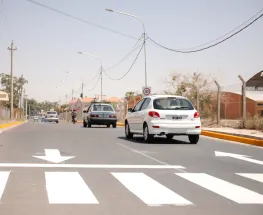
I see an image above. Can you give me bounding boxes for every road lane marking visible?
[215,151,263,165]
[112,172,192,206]
[33,149,75,163]
[0,171,10,201]
[236,173,263,183]
[45,172,99,204]
[0,163,185,169]
[117,143,187,173]
[176,173,263,204]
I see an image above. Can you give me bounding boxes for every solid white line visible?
[0,163,185,169]
[0,171,10,201]
[176,173,263,204]
[112,172,192,206]
[45,172,99,204]
[236,173,263,183]
[117,143,187,173]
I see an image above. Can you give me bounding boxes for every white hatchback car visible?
[124,95,201,143]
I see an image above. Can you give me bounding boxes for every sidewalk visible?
[202,127,263,147]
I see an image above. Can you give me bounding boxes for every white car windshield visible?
[153,97,194,110]
[92,105,114,112]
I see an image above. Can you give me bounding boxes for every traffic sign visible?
[142,87,151,97]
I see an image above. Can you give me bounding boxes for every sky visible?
[0,0,262,103]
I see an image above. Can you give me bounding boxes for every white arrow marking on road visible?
[33,149,75,163]
[215,151,263,165]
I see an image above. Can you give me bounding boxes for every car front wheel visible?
[83,120,87,127]
[188,135,199,144]
[125,122,133,139]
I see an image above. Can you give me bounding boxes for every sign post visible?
[142,87,151,97]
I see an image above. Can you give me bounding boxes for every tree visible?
[0,73,28,108]
[125,91,135,100]
[165,72,215,117]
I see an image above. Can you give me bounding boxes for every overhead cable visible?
[103,43,144,80]
[177,7,263,50]
[25,0,137,40]
[148,12,263,53]
[86,73,101,91]
[104,35,144,71]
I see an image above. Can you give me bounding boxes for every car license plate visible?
[172,116,182,120]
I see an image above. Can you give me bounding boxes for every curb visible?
[113,123,263,147]
[201,130,263,147]
[0,121,28,134]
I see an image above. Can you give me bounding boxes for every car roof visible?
[146,95,187,99]
[91,103,113,106]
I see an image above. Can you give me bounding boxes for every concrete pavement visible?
[0,121,262,215]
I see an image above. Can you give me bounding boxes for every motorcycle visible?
[72,116,77,124]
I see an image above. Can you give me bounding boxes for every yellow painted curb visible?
[201,130,263,147]
[0,121,24,129]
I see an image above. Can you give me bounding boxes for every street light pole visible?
[105,9,147,87]
[78,52,103,101]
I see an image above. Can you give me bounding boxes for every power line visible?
[176,7,263,51]
[25,0,137,40]
[103,43,144,80]
[104,35,144,71]
[148,12,263,53]
[83,68,101,87]
[86,73,101,91]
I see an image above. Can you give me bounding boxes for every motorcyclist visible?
[71,108,77,123]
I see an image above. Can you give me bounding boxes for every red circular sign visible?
[143,87,151,96]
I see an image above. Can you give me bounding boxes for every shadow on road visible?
[118,136,190,145]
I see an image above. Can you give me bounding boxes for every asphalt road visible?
[0,121,262,215]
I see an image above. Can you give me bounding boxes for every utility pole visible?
[8,40,17,120]
[65,94,68,122]
[20,82,23,119]
[100,66,103,101]
[81,81,84,119]
[23,88,26,118]
[25,95,28,120]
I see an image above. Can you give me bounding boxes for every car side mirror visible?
[128,108,133,113]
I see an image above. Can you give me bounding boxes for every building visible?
[212,70,263,119]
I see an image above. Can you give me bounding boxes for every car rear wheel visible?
[112,123,117,128]
[143,124,154,143]
[87,121,91,128]
[166,134,174,139]
[125,122,133,139]
[188,135,199,144]
[107,124,110,128]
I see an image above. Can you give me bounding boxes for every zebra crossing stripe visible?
[112,172,192,206]
[0,171,10,201]
[236,173,263,183]
[45,172,99,204]
[176,173,263,204]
